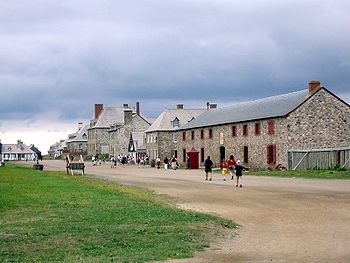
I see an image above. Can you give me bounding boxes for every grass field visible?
[213,166,350,179]
[0,163,235,263]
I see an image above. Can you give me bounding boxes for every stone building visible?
[145,104,207,161]
[176,81,350,169]
[108,102,151,158]
[66,122,89,157]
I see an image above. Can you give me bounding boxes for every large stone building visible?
[66,122,89,157]
[145,104,207,161]
[176,81,350,169]
[108,102,151,158]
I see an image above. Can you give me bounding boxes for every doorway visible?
[220,146,225,162]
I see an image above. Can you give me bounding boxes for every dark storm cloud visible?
[0,0,349,122]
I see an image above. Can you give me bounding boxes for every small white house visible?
[0,140,36,161]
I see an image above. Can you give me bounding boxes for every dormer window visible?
[82,133,87,140]
[171,117,180,128]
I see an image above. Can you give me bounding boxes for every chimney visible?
[123,103,129,108]
[124,108,133,125]
[136,101,140,115]
[78,122,83,130]
[177,104,184,109]
[94,104,103,119]
[210,104,217,109]
[206,102,210,110]
[17,140,22,145]
[309,80,321,94]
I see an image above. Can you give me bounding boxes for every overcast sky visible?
[1,0,349,153]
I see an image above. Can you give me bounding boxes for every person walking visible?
[156,157,161,169]
[235,160,247,187]
[164,157,169,170]
[228,155,236,180]
[171,155,177,170]
[204,156,213,181]
[220,159,228,181]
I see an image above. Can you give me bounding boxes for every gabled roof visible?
[146,108,207,132]
[1,143,35,154]
[181,89,312,129]
[93,107,125,128]
[67,125,88,142]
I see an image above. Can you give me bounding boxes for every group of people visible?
[155,156,179,170]
[109,154,149,168]
[204,155,246,187]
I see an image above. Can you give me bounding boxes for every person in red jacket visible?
[228,155,237,180]
[220,159,228,181]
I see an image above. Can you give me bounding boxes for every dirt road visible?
[40,160,350,263]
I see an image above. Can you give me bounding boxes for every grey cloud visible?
[0,0,349,122]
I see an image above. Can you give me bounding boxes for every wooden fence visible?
[288,147,350,170]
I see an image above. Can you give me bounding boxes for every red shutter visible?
[267,145,270,164]
[273,144,277,164]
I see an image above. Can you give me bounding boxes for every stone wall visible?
[176,118,285,169]
[146,131,178,161]
[87,128,110,155]
[285,89,350,150]
[109,115,150,156]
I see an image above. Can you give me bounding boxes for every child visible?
[228,155,236,180]
[235,160,246,187]
[220,159,228,181]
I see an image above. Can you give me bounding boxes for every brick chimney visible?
[94,104,103,119]
[210,104,217,109]
[123,103,129,108]
[309,80,321,94]
[206,102,210,110]
[78,122,83,130]
[136,101,140,115]
[177,104,184,109]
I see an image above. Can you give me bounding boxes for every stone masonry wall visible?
[176,118,286,169]
[285,89,350,151]
[110,115,150,156]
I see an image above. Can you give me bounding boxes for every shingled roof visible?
[180,89,311,130]
[146,108,207,132]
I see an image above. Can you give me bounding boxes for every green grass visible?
[0,163,235,263]
[249,168,350,179]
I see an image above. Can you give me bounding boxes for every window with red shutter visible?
[182,132,186,141]
[191,131,195,140]
[243,125,248,136]
[209,129,213,139]
[200,130,204,139]
[243,146,248,163]
[267,144,276,164]
[268,121,275,135]
[232,126,237,137]
[255,123,261,135]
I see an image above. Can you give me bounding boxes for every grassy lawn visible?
[212,166,350,179]
[249,168,350,179]
[0,163,235,263]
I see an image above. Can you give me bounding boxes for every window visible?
[82,133,87,140]
[255,123,261,135]
[171,117,180,128]
[232,126,237,137]
[183,149,186,162]
[173,133,178,143]
[268,121,275,135]
[200,130,204,139]
[191,131,195,140]
[209,129,213,139]
[182,132,186,141]
[267,144,276,164]
[243,146,249,163]
[243,125,248,136]
[201,148,205,162]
